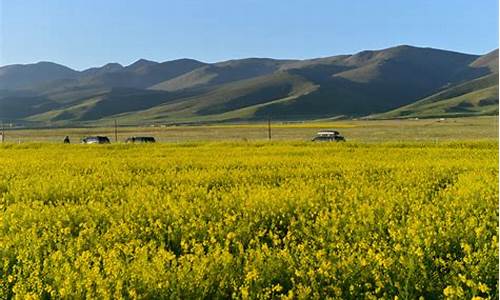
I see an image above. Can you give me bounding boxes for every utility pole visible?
[114,119,118,142]
[0,121,4,143]
[267,116,272,140]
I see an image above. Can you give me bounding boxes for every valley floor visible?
[1,116,498,143]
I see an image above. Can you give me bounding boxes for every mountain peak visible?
[30,61,77,72]
[103,62,123,68]
[36,61,65,66]
[100,63,124,72]
[165,58,205,64]
[81,62,124,77]
[127,59,158,69]
[470,49,499,72]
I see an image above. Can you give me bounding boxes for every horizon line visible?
[1,43,498,71]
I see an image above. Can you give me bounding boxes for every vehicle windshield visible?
[317,132,339,136]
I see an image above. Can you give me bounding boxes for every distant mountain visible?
[81,63,124,77]
[0,45,497,125]
[77,58,207,89]
[0,62,79,90]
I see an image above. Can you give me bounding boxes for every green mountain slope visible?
[25,87,201,124]
[374,73,499,118]
[470,49,498,72]
[151,58,291,91]
[106,72,318,124]
[250,46,491,119]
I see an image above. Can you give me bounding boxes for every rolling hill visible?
[375,50,499,119]
[0,62,79,90]
[373,74,498,119]
[0,45,497,125]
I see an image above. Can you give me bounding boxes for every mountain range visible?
[0,45,497,126]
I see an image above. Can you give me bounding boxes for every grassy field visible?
[0,140,498,299]
[2,116,498,143]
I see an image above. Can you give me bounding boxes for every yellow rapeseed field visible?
[0,141,497,299]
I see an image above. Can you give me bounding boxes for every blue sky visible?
[1,0,498,70]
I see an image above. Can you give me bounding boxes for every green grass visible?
[2,116,498,143]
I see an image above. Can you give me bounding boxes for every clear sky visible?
[1,0,498,70]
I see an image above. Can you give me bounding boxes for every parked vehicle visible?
[125,136,156,143]
[312,130,345,142]
[82,136,111,144]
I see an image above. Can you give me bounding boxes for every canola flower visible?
[0,141,497,299]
